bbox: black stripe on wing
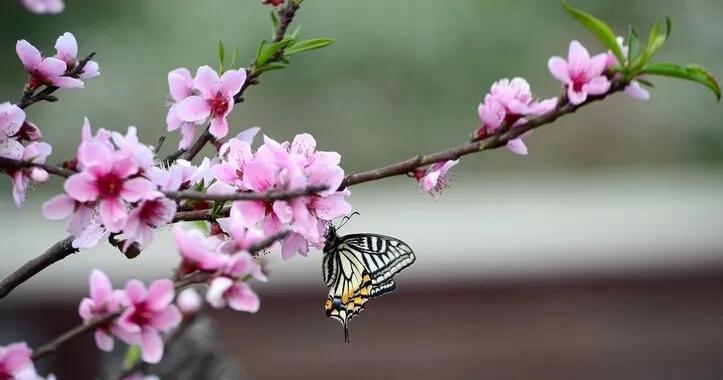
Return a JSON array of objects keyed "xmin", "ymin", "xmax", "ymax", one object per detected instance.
[{"xmin": 339, "ymin": 234, "xmax": 416, "ymax": 282}]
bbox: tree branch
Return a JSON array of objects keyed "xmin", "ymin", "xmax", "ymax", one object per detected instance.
[
  {"xmin": 18, "ymin": 52, "xmax": 97, "ymax": 110},
  {"xmin": 0, "ymin": 157, "xmax": 74, "ymax": 178},
  {"xmin": 0, "ymin": 236, "xmax": 78, "ymax": 300},
  {"xmin": 164, "ymin": 185, "xmax": 327, "ymax": 202},
  {"xmin": 164, "ymin": 1, "xmax": 302, "ymax": 164}
]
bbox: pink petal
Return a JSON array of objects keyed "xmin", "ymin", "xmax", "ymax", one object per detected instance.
[
  {"xmin": 193, "ymin": 65, "xmax": 220, "ymax": 99},
  {"xmin": 99, "ymin": 197, "xmax": 128, "ymax": 232},
  {"xmin": 282, "ymin": 232, "xmax": 309, "ymax": 260},
  {"xmin": 78, "ymin": 298, "xmax": 93, "ymax": 320},
  {"xmin": 95, "ymin": 330, "xmax": 114, "ymax": 352},
  {"xmin": 177, "ymin": 288, "xmax": 201, "ymax": 314},
  {"xmin": 421, "ymin": 170, "xmax": 441, "ymax": 192},
  {"xmin": 567, "ymin": 40, "xmax": 590, "ymax": 74},
  {"xmin": 112, "ymin": 154, "xmax": 139, "ymax": 179},
  {"xmin": 124, "ymin": 279, "xmax": 147, "ymax": 304},
  {"xmin": 150, "ymin": 306, "xmax": 182, "ymax": 332},
  {"xmin": 567, "ymin": 86, "xmax": 587, "ymax": 105},
  {"xmin": 582, "ymin": 76, "xmax": 611, "ymax": 96},
  {"xmin": 0, "ymin": 103, "xmax": 26, "ymax": 138},
  {"xmin": 312, "ymin": 192, "xmax": 352, "ymax": 220},
  {"xmin": 0, "ymin": 138, "xmax": 25, "ymax": 160},
  {"xmin": 39, "ymin": 56, "xmax": 68, "ymax": 78},
  {"xmin": 234, "ymin": 127, "xmax": 260, "ymax": 145},
  {"xmin": 624, "ymin": 80, "xmax": 650, "ymax": 100},
  {"xmin": 54, "ymin": 32, "xmax": 78, "ymax": 63},
  {"xmin": 211, "ymin": 163, "xmax": 240, "ymax": 184},
  {"xmin": 146, "ymin": 279, "xmax": 174, "ymax": 311},
  {"xmin": 209, "ymin": 116, "xmax": 229, "ymax": 139},
  {"xmin": 231, "ymin": 201, "xmax": 266, "ymax": 226},
  {"xmin": 175, "ymin": 96, "xmax": 210, "ymax": 122},
  {"xmin": 206, "ymin": 277, "xmax": 233, "ymax": 308},
  {"xmin": 587, "ymin": 53, "xmax": 610, "ymax": 78},
  {"xmin": 506, "ymin": 138, "xmax": 528, "ymax": 156},
  {"xmin": 168, "ymin": 68, "xmax": 193, "ymax": 101},
  {"xmin": 16, "ymin": 40, "xmax": 42, "ymax": 70},
  {"xmin": 547, "ymin": 56, "xmax": 570, "ymax": 83},
  {"xmin": 80, "ymin": 60, "xmax": 100, "ymax": 79},
  {"xmin": 64, "ymin": 172, "xmax": 99, "ymax": 202},
  {"xmin": 227, "ymin": 283, "xmax": 260, "ymax": 313},
  {"xmin": 52, "ymin": 76, "xmax": 84, "ymax": 89},
  {"xmin": 140, "ymin": 329, "xmax": 164, "ymax": 364},
  {"xmin": 179, "ymin": 123, "xmax": 196, "ymax": 149},
  {"xmin": 272, "ymin": 200, "xmax": 293, "ymax": 223},
  {"xmin": 89, "ymin": 269, "xmax": 112, "ymax": 304},
  {"xmin": 78, "ymin": 140, "xmax": 113, "ymax": 169},
  {"xmin": 120, "ymin": 178, "xmax": 153, "ymax": 202},
  {"xmin": 219, "ymin": 69, "xmax": 246, "ymax": 97},
  {"xmin": 528, "ymin": 97, "xmax": 558, "ymax": 116},
  {"xmin": 2, "ymin": 342, "xmax": 32, "ymax": 373}
]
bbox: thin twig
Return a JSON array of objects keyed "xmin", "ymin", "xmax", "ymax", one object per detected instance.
[
  {"xmin": 31, "ymin": 311, "xmax": 120, "ymax": 360},
  {"xmin": 0, "ymin": 237, "xmax": 78, "ymax": 299},
  {"xmin": 0, "ymin": 157, "xmax": 74, "ymax": 178},
  {"xmin": 18, "ymin": 52, "xmax": 97, "ymax": 110},
  {"xmin": 163, "ymin": 185, "xmax": 327, "ymax": 202}
]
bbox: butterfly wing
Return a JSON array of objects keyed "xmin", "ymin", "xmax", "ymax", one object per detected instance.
[{"xmin": 323, "ymin": 233, "xmax": 415, "ymax": 342}]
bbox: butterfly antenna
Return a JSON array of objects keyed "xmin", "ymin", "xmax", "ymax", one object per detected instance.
[
  {"xmin": 338, "ymin": 212, "xmax": 360, "ymax": 230},
  {"xmin": 344, "ymin": 324, "xmax": 350, "ymax": 344}
]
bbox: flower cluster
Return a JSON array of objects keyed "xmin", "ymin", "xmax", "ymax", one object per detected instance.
[
  {"xmin": 41, "ymin": 119, "xmax": 192, "ymax": 250},
  {"xmin": 166, "ymin": 66, "xmax": 246, "ymax": 148},
  {"xmin": 0, "ymin": 103, "xmax": 52, "ymax": 207},
  {"xmin": 79, "ymin": 270, "xmax": 181, "ymax": 364},
  {"xmin": 475, "ymin": 78, "xmax": 557, "ymax": 155},
  {"xmin": 17, "ymin": 32, "xmax": 99, "ymax": 91},
  {"xmin": 411, "ymin": 159, "xmax": 459, "ymax": 197},
  {"xmin": 0, "ymin": 342, "xmax": 54, "ymax": 380},
  {"xmin": 174, "ymin": 223, "xmax": 263, "ymax": 312},
  {"xmin": 210, "ymin": 132, "xmax": 352, "ymax": 259}
]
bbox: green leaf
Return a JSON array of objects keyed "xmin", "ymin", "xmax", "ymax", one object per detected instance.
[
  {"xmin": 642, "ymin": 62, "xmax": 721, "ymax": 100},
  {"xmin": 626, "ymin": 26, "xmax": 640, "ymax": 65},
  {"xmin": 270, "ymin": 10, "xmax": 279, "ymax": 38},
  {"xmin": 291, "ymin": 25, "xmax": 301, "ymax": 39},
  {"xmin": 636, "ymin": 78, "xmax": 655, "ymax": 88},
  {"xmin": 230, "ymin": 48, "xmax": 239, "ymax": 69},
  {"xmin": 257, "ymin": 62, "xmax": 288, "ymax": 73},
  {"xmin": 285, "ymin": 38, "xmax": 335, "ymax": 56},
  {"xmin": 218, "ymin": 40, "xmax": 226, "ymax": 72},
  {"xmin": 561, "ymin": 1, "xmax": 624, "ymax": 64},
  {"xmin": 255, "ymin": 38, "xmax": 294, "ymax": 67},
  {"xmin": 123, "ymin": 346, "xmax": 141, "ymax": 371},
  {"xmin": 665, "ymin": 16, "xmax": 672, "ymax": 40}
]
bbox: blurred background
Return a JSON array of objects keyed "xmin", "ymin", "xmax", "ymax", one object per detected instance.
[{"xmin": 1, "ymin": 0, "xmax": 723, "ymax": 379}]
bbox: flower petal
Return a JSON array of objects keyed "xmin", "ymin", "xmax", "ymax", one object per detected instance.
[
  {"xmin": 506, "ymin": 138, "xmax": 528, "ymax": 156},
  {"xmin": 193, "ymin": 65, "xmax": 220, "ymax": 99},
  {"xmin": 64, "ymin": 172, "xmax": 99, "ymax": 202},
  {"xmin": 175, "ymin": 96, "xmax": 210, "ymax": 122},
  {"xmin": 120, "ymin": 178, "xmax": 153, "ymax": 202},
  {"xmin": 140, "ymin": 329, "xmax": 164, "ymax": 364},
  {"xmin": 54, "ymin": 32, "xmax": 78, "ymax": 63},
  {"xmin": 146, "ymin": 279, "xmax": 174, "ymax": 311},
  {"xmin": 16, "ymin": 40, "xmax": 42, "ymax": 70},
  {"xmin": 547, "ymin": 56, "xmax": 570, "ymax": 83}
]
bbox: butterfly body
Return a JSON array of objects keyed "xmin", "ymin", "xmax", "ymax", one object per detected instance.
[{"xmin": 322, "ymin": 224, "xmax": 415, "ymax": 342}]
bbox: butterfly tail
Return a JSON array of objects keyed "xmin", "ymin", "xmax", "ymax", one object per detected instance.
[{"xmin": 344, "ymin": 323, "xmax": 350, "ymax": 343}]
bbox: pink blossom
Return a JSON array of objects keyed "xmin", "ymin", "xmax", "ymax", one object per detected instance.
[
  {"xmin": 0, "ymin": 342, "xmax": 35, "ymax": 380},
  {"xmin": 20, "ymin": 0, "xmax": 64, "ymax": 14},
  {"xmin": 78, "ymin": 270, "xmax": 125, "ymax": 352},
  {"xmin": 412, "ymin": 159, "xmax": 459, "ymax": 197},
  {"xmin": 64, "ymin": 139, "xmax": 153, "ymax": 232},
  {"xmin": 123, "ymin": 195, "xmax": 176, "ymax": 250},
  {"xmin": 206, "ymin": 277, "xmax": 260, "ymax": 312},
  {"xmin": 54, "ymin": 32, "xmax": 100, "ymax": 79},
  {"xmin": 16, "ymin": 39, "xmax": 82, "ymax": 89},
  {"xmin": 110, "ymin": 127, "xmax": 155, "ymax": 172},
  {"xmin": 476, "ymin": 78, "xmax": 556, "ymax": 155},
  {"xmin": 11, "ymin": 141, "xmax": 52, "ymax": 207},
  {"xmin": 211, "ymin": 138, "xmax": 254, "ymax": 190},
  {"xmin": 175, "ymin": 66, "xmax": 246, "ymax": 139},
  {"xmin": 0, "ymin": 103, "xmax": 26, "ymax": 160},
  {"xmin": 42, "ymin": 194, "xmax": 109, "ymax": 249},
  {"xmin": 606, "ymin": 36, "xmax": 650, "ymax": 101},
  {"xmin": 116, "ymin": 279, "xmax": 182, "ymax": 364},
  {"xmin": 165, "ymin": 68, "xmax": 197, "ymax": 148},
  {"xmin": 176, "ymin": 288, "xmax": 202, "ymax": 315},
  {"xmin": 146, "ymin": 162, "xmax": 195, "ymax": 192},
  {"xmin": 173, "ymin": 226, "xmax": 227, "ymax": 274},
  {"xmin": 548, "ymin": 40, "xmax": 611, "ymax": 105},
  {"xmin": 14, "ymin": 120, "xmax": 43, "ymax": 142}
]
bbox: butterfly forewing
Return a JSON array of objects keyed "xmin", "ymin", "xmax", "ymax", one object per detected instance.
[{"xmin": 322, "ymin": 228, "xmax": 415, "ymax": 342}]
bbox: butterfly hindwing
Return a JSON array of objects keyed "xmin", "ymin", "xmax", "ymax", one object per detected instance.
[{"xmin": 322, "ymin": 226, "xmax": 415, "ymax": 342}]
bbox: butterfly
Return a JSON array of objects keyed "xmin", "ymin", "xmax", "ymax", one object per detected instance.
[{"xmin": 322, "ymin": 213, "xmax": 416, "ymax": 342}]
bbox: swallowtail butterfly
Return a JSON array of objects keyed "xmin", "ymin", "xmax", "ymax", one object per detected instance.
[{"xmin": 322, "ymin": 214, "xmax": 416, "ymax": 342}]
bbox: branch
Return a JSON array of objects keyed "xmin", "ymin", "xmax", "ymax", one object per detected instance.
[
  {"xmin": 31, "ymin": 311, "xmax": 120, "ymax": 361},
  {"xmin": 340, "ymin": 79, "xmax": 626, "ymax": 188},
  {"xmin": 163, "ymin": 185, "xmax": 327, "ymax": 202},
  {"xmin": 31, "ymin": 230, "xmax": 292, "ymax": 363},
  {"xmin": 18, "ymin": 52, "xmax": 97, "ymax": 110},
  {"xmin": 0, "ymin": 157, "xmax": 74, "ymax": 178},
  {"xmin": 163, "ymin": 1, "xmax": 302, "ymax": 164},
  {"xmin": 0, "ymin": 236, "xmax": 78, "ymax": 300}
]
